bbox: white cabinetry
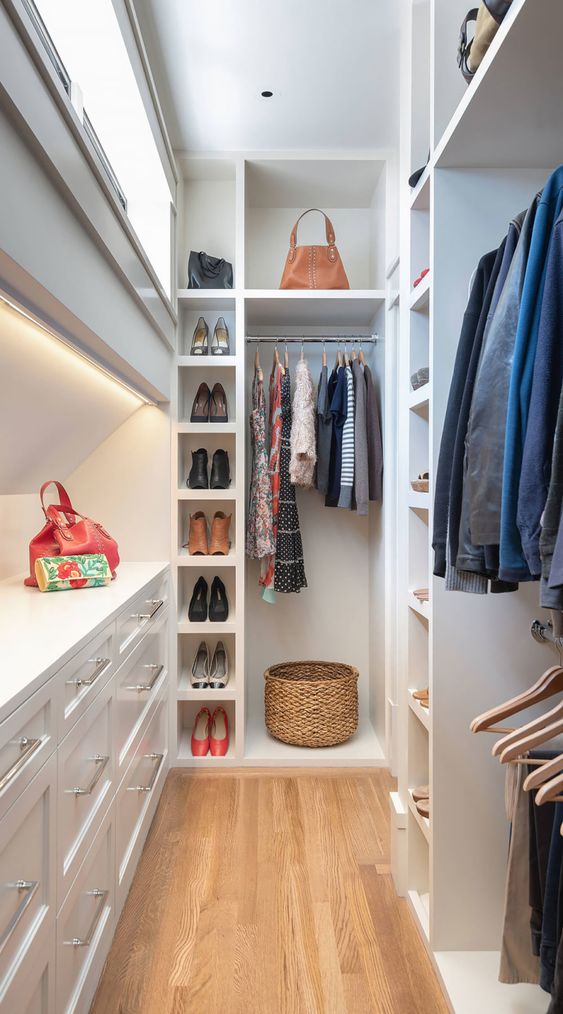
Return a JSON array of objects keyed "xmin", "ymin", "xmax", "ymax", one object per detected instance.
[{"xmin": 0, "ymin": 563, "xmax": 169, "ymax": 1013}]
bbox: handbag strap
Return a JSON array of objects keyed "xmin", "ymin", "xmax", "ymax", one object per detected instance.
[
  {"xmin": 40, "ymin": 481, "xmax": 74, "ymax": 518},
  {"xmin": 288, "ymin": 209, "xmax": 337, "ymax": 262}
]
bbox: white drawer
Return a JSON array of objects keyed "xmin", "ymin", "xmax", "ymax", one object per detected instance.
[
  {"xmin": 115, "ymin": 697, "xmax": 168, "ymax": 916},
  {"xmin": 56, "ymin": 803, "xmax": 114, "ymax": 1014},
  {"xmin": 0, "ymin": 754, "xmax": 56, "ymax": 994},
  {"xmin": 57, "ymin": 679, "xmax": 113, "ymax": 905},
  {"xmin": 58, "ymin": 623, "xmax": 114, "ymax": 742},
  {"xmin": 0, "ymin": 915, "xmax": 56, "ymax": 1014},
  {"xmin": 0, "ymin": 679, "xmax": 57, "ymax": 819},
  {"xmin": 116, "ymin": 572, "xmax": 168, "ymax": 661},
  {"xmin": 115, "ymin": 609, "xmax": 168, "ymax": 773}
]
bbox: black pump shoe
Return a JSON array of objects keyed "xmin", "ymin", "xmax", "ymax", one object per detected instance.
[
  {"xmin": 188, "ymin": 576, "xmax": 208, "ymax": 622},
  {"xmin": 210, "ymin": 449, "xmax": 230, "ymax": 490},
  {"xmin": 209, "ymin": 576, "xmax": 229, "ymax": 623},
  {"xmin": 188, "ymin": 448, "xmax": 209, "ymax": 489}
]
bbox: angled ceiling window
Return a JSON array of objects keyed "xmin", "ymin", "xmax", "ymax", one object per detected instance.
[{"xmin": 26, "ymin": 0, "xmax": 173, "ymax": 298}]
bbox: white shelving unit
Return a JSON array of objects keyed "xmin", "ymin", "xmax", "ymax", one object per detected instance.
[
  {"xmin": 393, "ymin": 2, "xmax": 557, "ymax": 1011},
  {"xmin": 172, "ymin": 153, "xmax": 393, "ymax": 769}
]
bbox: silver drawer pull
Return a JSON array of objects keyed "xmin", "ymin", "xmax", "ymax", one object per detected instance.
[
  {"xmin": 64, "ymin": 888, "xmax": 108, "ymax": 947},
  {"xmin": 65, "ymin": 754, "xmax": 109, "ymax": 796},
  {"xmin": 66, "ymin": 657, "xmax": 111, "ymax": 689},
  {"xmin": 130, "ymin": 599, "xmax": 163, "ymax": 622},
  {"xmin": 124, "ymin": 664, "xmax": 164, "ymax": 693},
  {"xmin": 0, "ymin": 879, "xmax": 39, "ymax": 952},
  {"xmin": 0, "ymin": 736, "xmax": 42, "ymax": 793},
  {"xmin": 126, "ymin": 752, "xmax": 164, "ymax": 793}
]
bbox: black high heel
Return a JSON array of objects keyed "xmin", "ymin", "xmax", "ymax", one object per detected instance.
[
  {"xmin": 188, "ymin": 576, "xmax": 208, "ymax": 622},
  {"xmin": 209, "ymin": 576, "xmax": 229, "ymax": 622}
]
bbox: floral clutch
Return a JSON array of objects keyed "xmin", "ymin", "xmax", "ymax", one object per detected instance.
[{"xmin": 34, "ymin": 554, "xmax": 112, "ymax": 592}]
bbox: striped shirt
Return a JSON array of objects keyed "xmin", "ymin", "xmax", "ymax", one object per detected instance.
[{"xmin": 338, "ymin": 366, "xmax": 355, "ymax": 508}]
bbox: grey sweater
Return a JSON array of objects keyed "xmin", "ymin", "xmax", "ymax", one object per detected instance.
[
  {"xmin": 364, "ymin": 364, "xmax": 383, "ymax": 502},
  {"xmin": 540, "ymin": 383, "xmax": 563, "ymax": 608},
  {"xmin": 352, "ymin": 359, "xmax": 369, "ymax": 515}
]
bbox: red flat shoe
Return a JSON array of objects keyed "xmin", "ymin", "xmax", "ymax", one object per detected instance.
[
  {"xmin": 191, "ymin": 707, "xmax": 211, "ymax": 756},
  {"xmin": 209, "ymin": 707, "xmax": 229, "ymax": 757}
]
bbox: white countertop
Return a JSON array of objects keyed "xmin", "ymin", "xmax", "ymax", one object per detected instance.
[{"xmin": 0, "ymin": 562, "xmax": 168, "ymax": 724}]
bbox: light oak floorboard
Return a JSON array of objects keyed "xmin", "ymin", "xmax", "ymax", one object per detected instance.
[{"xmin": 91, "ymin": 769, "xmax": 447, "ymax": 1014}]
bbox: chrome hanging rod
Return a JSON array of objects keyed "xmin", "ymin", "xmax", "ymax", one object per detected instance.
[{"xmin": 245, "ymin": 334, "xmax": 378, "ymax": 343}]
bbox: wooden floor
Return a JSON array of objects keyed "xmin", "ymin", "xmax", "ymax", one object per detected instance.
[{"xmin": 92, "ymin": 768, "xmax": 447, "ymax": 1014}]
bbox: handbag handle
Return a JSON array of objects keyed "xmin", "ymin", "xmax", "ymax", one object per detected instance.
[
  {"xmin": 288, "ymin": 209, "xmax": 337, "ymax": 262},
  {"xmin": 40, "ymin": 481, "xmax": 74, "ymax": 519}
]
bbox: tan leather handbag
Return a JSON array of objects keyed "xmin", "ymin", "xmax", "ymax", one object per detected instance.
[{"xmin": 280, "ymin": 209, "xmax": 350, "ymax": 290}]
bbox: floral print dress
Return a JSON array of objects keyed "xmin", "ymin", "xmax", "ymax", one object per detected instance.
[{"xmin": 246, "ymin": 366, "xmax": 275, "ymax": 560}]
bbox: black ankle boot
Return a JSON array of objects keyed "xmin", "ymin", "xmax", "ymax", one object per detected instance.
[
  {"xmin": 209, "ymin": 576, "xmax": 229, "ymax": 622},
  {"xmin": 188, "ymin": 576, "xmax": 208, "ymax": 622},
  {"xmin": 210, "ymin": 449, "xmax": 230, "ymax": 490},
  {"xmin": 188, "ymin": 448, "xmax": 208, "ymax": 489}
]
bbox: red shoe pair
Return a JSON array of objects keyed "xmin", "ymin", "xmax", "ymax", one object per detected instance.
[
  {"xmin": 191, "ymin": 706, "xmax": 229, "ymax": 757},
  {"xmin": 412, "ymin": 266, "xmax": 430, "ymax": 288}
]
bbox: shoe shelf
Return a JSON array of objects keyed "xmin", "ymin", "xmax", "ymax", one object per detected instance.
[
  {"xmin": 408, "ymin": 383, "xmax": 430, "ymax": 412},
  {"xmin": 176, "ymin": 550, "xmax": 239, "ymax": 567},
  {"xmin": 408, "ymin": 491, "xmax": 429, "ymax": 511},
  {"xmin": 408, "ymin": 690, "xmax": 430, "ymax": 733},
  {"xmin": 408, "ymin": 274, "xmax": 430, "ymax": 313},
  {"xmin": 177, "ymin": 421, "xmax": 237, "ymax": 435},
  {"xmin": 408, "ymin": 791, "xmax": 431, "ymax": 843},
  {"xmin": 408, "ymin": 592, "xmax": 430, "ymax": 621},
  {"xmin": 178, "ymin": 355, "xmax": 237, "ymax": 368},
  {"xmin": 177, "ymin": 488, "xmax": 237, "ymax": 501},
  {"xmin": 178, "ymin": 619, "xmax": 238, "ymax": 636}
]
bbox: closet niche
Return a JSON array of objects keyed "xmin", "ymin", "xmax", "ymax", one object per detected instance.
[{"xmin": 173, "ymin": 154, "xmax": 392, "ymax": 766}]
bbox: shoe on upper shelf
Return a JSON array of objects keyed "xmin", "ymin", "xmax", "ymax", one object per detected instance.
[
  {"xmin": 191, "ymin": 382, "xmax": 211, "ymax": 423},
  {"xmin": 187, "ymin": 511, "xmax": 208, "ymax": 555},
  {"xmin": 188, "ymin": 576, "xmax": 208, "ymax": 622},
  {"xmin": 209, "ymin": 512, "xmax": 231, "ymax": 556},
  {"xmin": 415, "ymin": 798, "xmax": 430, "ymax": 819},
  {"xmin": 190, "ymin": 316, "xmax": 209, "ymax": 355},
  {"xmin": 209, "ymin": 706, "xmax": 229, "ymax": 756},
  {"xmin": 210, "ymin": 383, "xmax": 228, "ymax": 423},
  {"xmin": 209, "ymin": 641, "xmax": 229, "ymax": 689},
  {"xmin": 191, "ymin": 641, "xmax": 210, "ymax": 688},
  {"xmin": 209, "ymin": 576, "xmax": 229, "ymax": 622},
  {"xmin": 211, "ymin": 317, "xmax": 230, "ymax": 355},
  {"xmin": 191, "ymin": 707, "xmax": 211, "ymax": 756},
  {"xmin": 412, "ymin": 784, "xmax": 429, "ymax": 802},
  {"xmin": 187, "ymin": 448, "xmax": 209, "ymax": 488},
  {"xmin": 210, "ymin": 449, "xmax": 230, "ymax": 489}
]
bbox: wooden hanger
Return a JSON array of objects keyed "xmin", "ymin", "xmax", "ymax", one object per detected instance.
[
  {"xmin": 273, "ymin": 343, "xmax": 285, "ymax": 376},
  {"xmin": 499, "ymin": 706, "xmax": 563, "ymax": 764},
  {"xmin": 255, "ymin": 342, "xmax": 263, "ymax": 382},
  {"xmin": 284, "ymin": 342, "xmax": 289, "ymax": 370},
  {"xmin": 471, "ymin": 665, "xmax": 563, "ymax": 734},
  {"xmin": 534, "ymin": 769, "xmax": 563, "ymax": 805},
  {"xmin": 322, "ymin": 339, "xmax": 327, "ymax": 368},
  {"xmin": 491, "ymin": 688, "xmax": 563, "ymax": 757},
  {"xmin": 300, "ymin": 338, "xmax": 304, "ymax": 362},
  {"xmin": 524, "ymin": 752, "xmax": 563, "ymax": 792},
  {"xmin": 352, "ymin": 341, "xmax": 358, "ymax": 361},
  {"xmin": 344, "ymin": 342, "xmax": 350, "ymax": 367},
  {"xmin": 359, "ymin": 341, "xmax": 366, "ymax": 366}
]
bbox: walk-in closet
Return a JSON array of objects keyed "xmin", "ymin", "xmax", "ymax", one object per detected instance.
[{"xmin": 1, "ymin": 0, "xmax": 563, "ymax": 1011}]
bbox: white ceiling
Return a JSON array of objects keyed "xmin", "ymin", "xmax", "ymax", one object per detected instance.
[{"xmin": 134, "ymin": 0, "xmax": 400, "ymax": 153}]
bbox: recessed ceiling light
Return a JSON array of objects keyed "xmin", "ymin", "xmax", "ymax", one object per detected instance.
[{"xmin": 261, "ymin": 90, "xmax": 273, "ymax": 98}]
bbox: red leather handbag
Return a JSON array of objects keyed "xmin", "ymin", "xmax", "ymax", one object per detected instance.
[{"xmin": 24, "ymin": 481, "xmax": 120, "ymax": 587}]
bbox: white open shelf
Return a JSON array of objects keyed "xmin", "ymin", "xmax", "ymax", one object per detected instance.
[
  {"xmin": 178, "ymin": 422, "xmax": 237, "ymax": 435},
  {"xmin": 244, "ymin": 289, "xmax": 385, "ymax": 327},
  {"xmin": 177, "ymin": 488, "xmax": 237, "ymax": 501},
  {"xmin": 434, "ymin": 951, "xmax": 548, "ymax": 1014},
  {"xmin": 409, "ymin": 383, "xmax": 429, "ymax": 411},
  {"xmin": 408, "ymin": 890, "xmax": 430, "ymax": 942},
  {"xmin": 176, "ymin": 550, "xmax": 239, "ymax": 568},
  {"xmin": 408, "ymin": 791, "xmax": 430, "ymax": 843},
  {"xmin": 409, "ymin": 274, "xmax": 430, "ymax": 312},
  {"xmin": 243, "ymin": 716, "xmax": 386, "ymax": 767},
  {"xmin": 178, "ymin": 355, "xmax": 237, "ymax": 368},
  {"xmin": 410, "ymin": 168, "xmax": 430, "ymax": 211},
  {"xmin": 408, "ymin": 491, "xmax": 429, "ymax": 510},
  {"xmin": 408, "ymin": 592, "xmax": 430, "ymax": 621},
  {"xmin": 408, "ymin": 690, "xmax": 430, "ymax": 733}
]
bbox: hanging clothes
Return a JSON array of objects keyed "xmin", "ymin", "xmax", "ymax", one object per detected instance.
[
  {"xmin": 274, "ymin": 368, "xmax": 307, "ymax": 594},
  {"xmin": 352, "ymin": 358, "xmax": 369, "ymax": 516},
  {"xmin": 500, "ymin": 165, "xmax": 563, "ymax": 583},
  {"xmin": 246, "ymin": 365, "xmax": 275, "ymax": 561},
  {"xmin": 326, "ymin": 365, "xmax": 347, "ymax": 507},
  {"xmin": 364, "ymin": 363, "xmax": 383, "ymax": 503},
  {"xmin": 499, "ymin": 763, "xmax": 540, "ymax": 985},
  {"xmin": 290, "ymin": 357, "xmax": 316, "ymax": 488},
  {"xmin": 338, "ymin": 364, "xmax": 355, "ymax": 509},
  {"xmin": 316, "ymin": 363, "xmax": 333, "ymax": 495},
  {"xmin": 260, "ymin": 359, "xmax": 283, "ymax": 602}
]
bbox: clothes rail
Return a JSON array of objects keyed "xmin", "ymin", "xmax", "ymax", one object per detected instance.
[
  {"xmin": 531, "ymin": 618, "xmax": 563, "ymax": 649},
  {"xmin": 245, "ymin": 334, "xmax": 378, "ymax": 343}
]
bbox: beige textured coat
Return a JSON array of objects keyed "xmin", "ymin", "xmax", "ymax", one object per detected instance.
[{"xmin": 290, "ymin": 358, "xmax": 317, "ymax": 487}]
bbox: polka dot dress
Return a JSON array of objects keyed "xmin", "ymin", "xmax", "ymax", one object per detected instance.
[{"xmin": 274, "ymin": 369, "xmax": 307, "ymax": 594}]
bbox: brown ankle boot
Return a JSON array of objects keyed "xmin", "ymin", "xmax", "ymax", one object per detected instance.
[
  {"xmin": 209, "ymin": 512, "xmax": 231, "ymax": 555},
  {"xmin": 187, "ymin": 512, "xmax": 208, "ymax": 555}
]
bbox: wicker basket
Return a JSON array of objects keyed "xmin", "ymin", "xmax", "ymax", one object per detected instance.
[{"xmin": 264, "ymin": 661, "xmax": 359, "ymax": 748}]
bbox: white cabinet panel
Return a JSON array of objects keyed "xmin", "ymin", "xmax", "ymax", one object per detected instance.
[
  {"xmin": 58, "ymin": 623, "xmax": 114, "ymax": 742},
  {"xmin": 115, "ymin": 609, "xmax": 168, "ymax": 774},
  {"xmin": 0, "ymin": 754, "xmax": 56, "ymax": 996},
  {"xmin": 0, "ymin": 679, "xmax": 57, "ymax": 820},
  {"xmin": 115, "ymin": 698, "xmax": 168, "ymax": 917},
  {"xmin": 56, "ymin": 803, "xmax": 115, "ymax": 1014},
  {"xmin": 57, "ymin": 679, "xmax": 113, "ymax": 906},
  {"xmin": 0, "ymin": 916, "xmax": 55, "ymax": 1014}
]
